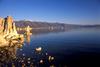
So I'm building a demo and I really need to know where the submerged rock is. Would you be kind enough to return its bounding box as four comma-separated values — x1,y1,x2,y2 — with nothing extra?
35,47,42,52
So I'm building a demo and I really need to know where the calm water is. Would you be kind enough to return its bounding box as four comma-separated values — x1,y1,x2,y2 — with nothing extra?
16,29,100,67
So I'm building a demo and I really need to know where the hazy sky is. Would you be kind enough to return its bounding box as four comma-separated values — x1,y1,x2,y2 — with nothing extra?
0,0,99,24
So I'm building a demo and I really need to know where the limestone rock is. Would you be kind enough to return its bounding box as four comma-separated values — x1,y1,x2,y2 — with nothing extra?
0,17,4,34
0,16,24,47
0,16,17,35
6,16,13,23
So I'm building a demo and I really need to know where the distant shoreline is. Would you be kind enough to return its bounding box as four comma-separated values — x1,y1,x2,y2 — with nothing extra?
15,20,100,28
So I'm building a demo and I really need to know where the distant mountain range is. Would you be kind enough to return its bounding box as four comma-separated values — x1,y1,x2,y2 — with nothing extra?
15,20,100,29
15,20,100,34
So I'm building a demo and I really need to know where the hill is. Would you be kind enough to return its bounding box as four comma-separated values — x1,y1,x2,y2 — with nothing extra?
15,20,100,29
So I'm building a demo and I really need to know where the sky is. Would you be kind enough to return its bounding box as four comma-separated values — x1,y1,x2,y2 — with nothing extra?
0,0,99,24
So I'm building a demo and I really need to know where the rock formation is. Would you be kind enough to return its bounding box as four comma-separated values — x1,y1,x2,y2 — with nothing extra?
5,16,17,34
0,16,24,47
0,16,17,35
0,17,4,34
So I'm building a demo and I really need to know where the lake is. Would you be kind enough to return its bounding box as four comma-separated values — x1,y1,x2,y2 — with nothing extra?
1,29,100,67
16,29,100,67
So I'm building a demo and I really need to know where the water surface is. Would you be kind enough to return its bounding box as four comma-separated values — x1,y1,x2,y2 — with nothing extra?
17,29,100,67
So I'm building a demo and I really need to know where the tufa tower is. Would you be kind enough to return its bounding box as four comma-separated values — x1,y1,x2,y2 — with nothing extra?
0,16,17,35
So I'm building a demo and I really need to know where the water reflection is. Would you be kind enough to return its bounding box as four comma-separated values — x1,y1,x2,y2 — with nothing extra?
24,25,32,44
0,44,21,66
26,35,31,43
0,34,56,67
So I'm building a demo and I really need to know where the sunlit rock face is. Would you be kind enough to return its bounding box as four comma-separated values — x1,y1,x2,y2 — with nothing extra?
0,16,17,35
0,16,32,66
0,16,24,47
3,16,17,35
0,17,4,34
0,17,4,27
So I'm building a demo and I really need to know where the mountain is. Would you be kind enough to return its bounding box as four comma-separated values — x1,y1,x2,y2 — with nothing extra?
15,20,100,34
15,20,100,29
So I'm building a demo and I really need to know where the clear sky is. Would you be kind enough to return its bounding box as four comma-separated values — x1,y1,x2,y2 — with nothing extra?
0,0,99,24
